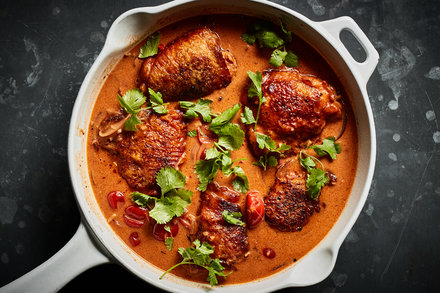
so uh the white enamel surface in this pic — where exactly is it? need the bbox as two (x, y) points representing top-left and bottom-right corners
(6, 0), (379, 292)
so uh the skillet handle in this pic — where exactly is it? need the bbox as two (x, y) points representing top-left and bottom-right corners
(319, 16), (379, 85)
(1, 222), (110, 293)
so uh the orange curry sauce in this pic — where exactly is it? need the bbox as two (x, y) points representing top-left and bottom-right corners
(87, 15), (358, 285)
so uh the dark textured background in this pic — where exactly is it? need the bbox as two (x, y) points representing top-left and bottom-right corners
(0, 0), (439, 292)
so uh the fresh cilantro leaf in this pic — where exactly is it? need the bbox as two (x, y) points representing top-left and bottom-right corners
(195, 158), (221, 192)
(130, 191), (156, 208)
(124, 114), (142, 132)
(241, 33), (256, 45)
(130, 167), (192, 224)
(148, 88), (168, 114)
(255, 133), (277, 150)
(231, 166), (249, 193)
(209, 103), (241, 133)
(165, 237), (174, 251)
(139, 32), (160, 58)
(187, 130), (197, 137)
(285, 50), (298, 67)
(179, 99), (213, 122)
(216, 123), (245, 151)
(156, 166), (186, 196)
(161, 240), (231, 286)
(241, 106), (256, 125)
(222, 210), (245, 226)
(280, 21), (292, 43)
(300, 155), (316, 172)
(148, 189), (191, 224)
(270, 49), (288, 67)
(306, 168), (329, 200)
(256, 30), (284, 49)
(309, 137), (341, 160)
(247, 71), (263, 99)
(253, 154), (278, 171)
(117, 89), (147, 131)
(117, 89), (146, 113)
(246, 71), (266, 130)
(253, 133), (290, 170)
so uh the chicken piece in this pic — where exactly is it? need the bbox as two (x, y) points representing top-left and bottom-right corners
(264, 160), (320, 232)
(197, 182), (249, 266)
(96, 109), (187, 190)
(247, 68), (342, 156)
(139, 28), (236, 101)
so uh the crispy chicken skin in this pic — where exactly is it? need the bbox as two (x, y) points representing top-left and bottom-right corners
(197, 182), (249, 266)
(247, 68), (342, 156)
(264, 162), (320, 232)
(95, 109), (187, 190)
(139, 28), (236, 101)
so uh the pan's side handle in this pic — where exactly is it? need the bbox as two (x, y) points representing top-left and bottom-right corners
(319, 16), (379, 85)
(1, 222), (110, 293)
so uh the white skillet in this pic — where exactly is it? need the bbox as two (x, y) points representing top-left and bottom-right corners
(2, 0), (378, 292)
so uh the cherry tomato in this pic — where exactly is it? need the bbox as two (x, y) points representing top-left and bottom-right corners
(123, 214), (145, 228)
(129, 232), (141, 247)
(263, 248), (276, 259)
(152, 221), (179, 241)
(107, 191), (125, 209)
(125, 205), (149, 221)
(246, 191), (265, 228)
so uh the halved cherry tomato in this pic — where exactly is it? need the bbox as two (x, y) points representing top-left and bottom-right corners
(107, 191), (125, 209)
(263, 248), (276, 259)
(152, 221), (179, 241)
(123, 214), (145, 228)
(246, 191), (265, 228)
(129, 232), (141, 247)
(125, 205), (149, 221)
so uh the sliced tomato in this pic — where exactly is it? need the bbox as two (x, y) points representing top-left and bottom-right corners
(125, 205), (149, 221)
(107, 191), (125, 209)
(152, 221), (179, 242)
(123, 214), (145, 228)
(246, 191), (265, 228)
(129, 232), (141, 247)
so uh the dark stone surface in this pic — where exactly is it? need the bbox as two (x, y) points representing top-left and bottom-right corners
(0, 0), (439, 292)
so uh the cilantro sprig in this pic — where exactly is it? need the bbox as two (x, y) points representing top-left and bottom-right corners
(148, 88), (168, 114)
(179, 99), (215, 122)
(241, 21), (298, 68)
(246, 71), (265, 130)
(252, 133), (291, 170)
(117, 88), (168, 131)
(160, 240), (232, 286)
(222, 210), (245, 226)
(299, 137), (341, 199)
(194, 104), (249, 193)
(139, 32), (160, 58)
(130, 167), (192, 224)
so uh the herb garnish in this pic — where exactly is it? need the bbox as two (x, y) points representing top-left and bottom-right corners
(117, 88), (168, 131)
(179, 99), (215, 122)
(130, 167), (192, 224)
(194, 104), (249, 193)
(187, 130), (197, 137)
(246, 71), (265, 130)
(160, 240), (231, 286)
(222, 210), (245, 226)
(252, 133), (291, 170)
(148, 88), (168, 114)
(299, 137), (341, 199)
(139, 32), (160, 58)
(241, 21), (298, 68)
